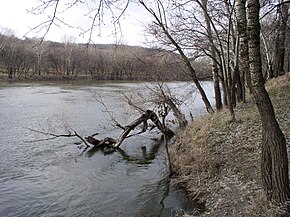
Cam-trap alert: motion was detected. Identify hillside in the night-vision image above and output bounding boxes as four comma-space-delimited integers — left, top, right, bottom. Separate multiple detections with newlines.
171, 72, 290, 216
0, 34, 211, 81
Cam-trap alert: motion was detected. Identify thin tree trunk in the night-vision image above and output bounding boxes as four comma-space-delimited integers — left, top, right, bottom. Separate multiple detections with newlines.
236, 0, 252, 96
261, 32, 274, 79
231, 36, 241, 107
165, 96, 188, 128
201, 0, 223, 111
225, 10, 235, 120
196, 0, 234, 118
247, 0, 290, 213
236, 72, 244, 102
220, 77, 228, 106
273, 0, 289, 77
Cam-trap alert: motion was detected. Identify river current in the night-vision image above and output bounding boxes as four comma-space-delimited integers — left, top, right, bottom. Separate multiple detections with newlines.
0, 80, 214, 217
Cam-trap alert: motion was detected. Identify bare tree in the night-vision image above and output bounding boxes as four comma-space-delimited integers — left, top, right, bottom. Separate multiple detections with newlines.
31, 38, 48, 76
123, 82, 190, 128
247, 0, 290, 213
166, 0, 242, 119
139, 0, 214, 114
61, 34, 77, 76
260, 0, 290, 79
46, 42, 64, 75
236, 0, 251, 98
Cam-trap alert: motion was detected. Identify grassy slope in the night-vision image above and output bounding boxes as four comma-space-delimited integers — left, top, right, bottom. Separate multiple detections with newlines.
171, 73, 290, 216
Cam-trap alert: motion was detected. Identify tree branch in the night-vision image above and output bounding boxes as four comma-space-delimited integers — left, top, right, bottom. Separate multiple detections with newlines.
26, 127, 89, 147
27, 110, 174, 151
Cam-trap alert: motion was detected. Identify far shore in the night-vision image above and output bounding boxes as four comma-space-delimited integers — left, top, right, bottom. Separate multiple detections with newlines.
0, 73, 212, 83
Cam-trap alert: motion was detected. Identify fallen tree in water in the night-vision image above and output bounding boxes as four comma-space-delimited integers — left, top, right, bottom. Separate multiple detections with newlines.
28, 109, 175, 151
86, 109, 174, 148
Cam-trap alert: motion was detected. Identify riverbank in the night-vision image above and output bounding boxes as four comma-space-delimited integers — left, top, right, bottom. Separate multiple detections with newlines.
171, 72, 290, 216
0, 73, 212, 83
0, 72, 213, 83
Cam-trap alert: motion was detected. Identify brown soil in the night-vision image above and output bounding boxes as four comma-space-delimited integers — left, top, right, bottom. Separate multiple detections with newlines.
171, 72, 290, 216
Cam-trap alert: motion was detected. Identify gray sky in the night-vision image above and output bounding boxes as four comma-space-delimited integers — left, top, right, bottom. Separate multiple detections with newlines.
0, 0, 149, 45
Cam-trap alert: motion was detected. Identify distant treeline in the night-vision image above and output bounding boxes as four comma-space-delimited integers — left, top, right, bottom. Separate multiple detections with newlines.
0, 34, 211, 81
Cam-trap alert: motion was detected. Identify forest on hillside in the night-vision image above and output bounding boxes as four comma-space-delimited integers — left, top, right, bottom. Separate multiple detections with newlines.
0, 31, 211, 81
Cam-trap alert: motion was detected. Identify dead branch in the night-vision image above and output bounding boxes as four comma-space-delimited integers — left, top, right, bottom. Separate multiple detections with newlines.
25, 0, 60, 43
28, 110, 174, 152
26, 128, 89, 147
122, 93, 146, 113
84, 109, 174, 148
123, 82, 188, 128
89, 90, 126, 130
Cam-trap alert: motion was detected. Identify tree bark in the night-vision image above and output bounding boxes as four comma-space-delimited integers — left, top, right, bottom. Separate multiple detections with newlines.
273, 0, 289, 77
247, 0, 290, 212
261, 32, 274, 80
236, 0, 252, 96
224, 13, 236, 120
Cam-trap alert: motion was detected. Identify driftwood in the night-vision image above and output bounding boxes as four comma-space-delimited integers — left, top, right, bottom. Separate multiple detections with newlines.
27, 110, 174, 152
26, 109, 175, 175
85, 136, 116, 147
85, 110, 175, 148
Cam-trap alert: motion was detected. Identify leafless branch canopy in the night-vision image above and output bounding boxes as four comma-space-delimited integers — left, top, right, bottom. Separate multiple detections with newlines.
25, 0, 131, 43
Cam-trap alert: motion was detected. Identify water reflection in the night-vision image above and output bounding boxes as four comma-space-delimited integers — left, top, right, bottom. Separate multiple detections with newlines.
81, 137, 196, 216
86, 138, 163, 165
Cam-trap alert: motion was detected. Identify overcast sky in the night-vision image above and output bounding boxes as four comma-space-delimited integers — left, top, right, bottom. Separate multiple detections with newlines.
0, 0, 149, 45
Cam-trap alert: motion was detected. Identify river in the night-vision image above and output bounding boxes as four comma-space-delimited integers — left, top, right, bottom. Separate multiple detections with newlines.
0, 80, 214, 217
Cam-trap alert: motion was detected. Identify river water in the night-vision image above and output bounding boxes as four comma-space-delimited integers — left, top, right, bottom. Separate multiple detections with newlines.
0, 80, 214, 217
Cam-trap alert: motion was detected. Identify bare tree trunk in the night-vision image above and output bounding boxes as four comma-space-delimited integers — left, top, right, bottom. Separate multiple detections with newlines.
236, 0, 252, 96
201, 0, 223, 111
195, 0, 234, 119
231, 36, 241, 107
273, 0, 289, 77
164, 96, 188, 128
220, 76, 228, 107
225, 10, 235, 120
247, 0, 290, 213
8, 65, 13, 79
162, 25, 215, 114
261, 32, 274, 80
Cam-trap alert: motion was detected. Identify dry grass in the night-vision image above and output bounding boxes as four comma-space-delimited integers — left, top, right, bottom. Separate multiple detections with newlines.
266, 71, 290, 91
171, 72, 290, 216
